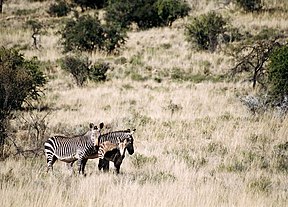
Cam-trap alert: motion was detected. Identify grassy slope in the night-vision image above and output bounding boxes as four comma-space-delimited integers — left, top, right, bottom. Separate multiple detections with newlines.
1, 0, 288, 206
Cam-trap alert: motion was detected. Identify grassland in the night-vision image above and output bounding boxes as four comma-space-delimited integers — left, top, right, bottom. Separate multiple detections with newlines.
0, 0, 288, 206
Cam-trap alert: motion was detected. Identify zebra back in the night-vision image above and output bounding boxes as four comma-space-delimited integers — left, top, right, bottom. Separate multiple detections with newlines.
98, 129, 132, 143
98, 129, 135, 155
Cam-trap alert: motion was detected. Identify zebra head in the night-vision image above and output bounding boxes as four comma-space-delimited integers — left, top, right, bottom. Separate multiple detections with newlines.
125, 129, 135, 155
90, 122, 104, 146
117, 138, 128, 157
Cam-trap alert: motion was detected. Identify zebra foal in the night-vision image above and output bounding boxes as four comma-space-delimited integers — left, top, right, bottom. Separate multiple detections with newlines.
98, 138, 129, 174
44, 122, 103, 175
98, 128, 136, 173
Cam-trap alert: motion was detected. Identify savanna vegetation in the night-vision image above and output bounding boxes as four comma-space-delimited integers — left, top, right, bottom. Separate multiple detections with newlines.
0, 0, 288, 206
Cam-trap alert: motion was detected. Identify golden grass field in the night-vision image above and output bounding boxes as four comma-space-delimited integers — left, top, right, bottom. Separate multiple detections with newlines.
1, 0, 288, 206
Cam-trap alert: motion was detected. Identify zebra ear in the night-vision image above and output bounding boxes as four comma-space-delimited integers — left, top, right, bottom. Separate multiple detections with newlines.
99, 122, 104, 130
130, 129, 136, 135
89, 123, 94, 129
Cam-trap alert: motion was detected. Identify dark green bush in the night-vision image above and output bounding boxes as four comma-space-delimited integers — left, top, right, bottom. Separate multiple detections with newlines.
60, 55, 109, 86
132, 0, 160, 29
0, 47, 46, 112
60, 15, 105, 52
105, 0, 190, 29
235, 0, 263, 12
60, 14, 127, 53
155, 0, 190, 26
185, 12, 227, 52
104, 0, 134, 29
48, 1, 71, 17
267, 45, 288, 101
103, 23, 127, 54
105, 0, 158, 29
0, 47, 46, 157
60, 55, 90, 87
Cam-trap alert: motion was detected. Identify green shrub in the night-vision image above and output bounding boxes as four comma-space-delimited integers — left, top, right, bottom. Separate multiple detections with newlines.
104, 0, 134, 29
0, 47, 46, 157
103, 23, 127, 54
267, 45, 288, 101
60, 54, 90, 87
105, 0, 190, 29
60, 14, 127, 53
235, 0, 263, 12
155, 0, 190, 26
48, 1, 71, 17
105, 0, 159, 29
0, 48, 46, 112
60, 15, 105, 52
185, 12, 227, 52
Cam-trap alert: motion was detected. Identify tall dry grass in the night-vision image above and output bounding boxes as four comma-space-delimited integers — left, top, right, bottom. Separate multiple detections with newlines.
1, 0, 288, 207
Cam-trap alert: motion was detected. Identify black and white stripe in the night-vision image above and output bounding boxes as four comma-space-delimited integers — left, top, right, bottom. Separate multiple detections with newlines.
97, 129, 135, 173
44, 123, 103, 175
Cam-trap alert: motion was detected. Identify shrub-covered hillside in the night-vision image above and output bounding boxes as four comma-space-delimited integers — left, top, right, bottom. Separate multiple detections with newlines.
0, 0, 288, 206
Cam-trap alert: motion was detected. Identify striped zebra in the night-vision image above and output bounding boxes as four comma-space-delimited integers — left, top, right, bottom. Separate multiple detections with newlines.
98, 128, 135, 173
98, 138, 129, 174
44, 122, 104, 175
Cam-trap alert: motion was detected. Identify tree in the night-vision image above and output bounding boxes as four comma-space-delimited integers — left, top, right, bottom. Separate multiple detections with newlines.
104, 0, 190, 30
26, 20, 43, 49
0, 47, 46, 158
60, 54, 109, 86
61, 15, 104, 52
185, 12, 227, 52
267, 45, 288, 101
60, 14, 127, 53
60, 54, 90, 87
155, 0, 190, 26
229, 29, 284, 89
48, 0, 71, 17
103, 23, 127, 54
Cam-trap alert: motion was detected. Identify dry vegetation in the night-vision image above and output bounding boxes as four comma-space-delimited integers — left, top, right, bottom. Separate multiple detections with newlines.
1, 0, 288, 206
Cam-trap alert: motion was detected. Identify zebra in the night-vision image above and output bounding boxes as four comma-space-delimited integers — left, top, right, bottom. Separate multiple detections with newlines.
98, 138, 129, 174
44, 122, 104, 175
97, 128, 135, 173
68, 128, 134, 174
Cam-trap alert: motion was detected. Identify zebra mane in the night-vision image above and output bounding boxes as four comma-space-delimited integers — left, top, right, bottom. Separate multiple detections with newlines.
102, 129, 131, 136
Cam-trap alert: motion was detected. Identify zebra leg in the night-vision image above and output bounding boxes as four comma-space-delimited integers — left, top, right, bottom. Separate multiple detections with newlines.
114, 158, 123, 174
47, 155, 57, 173
81, 159, 88, 175
67, 160, 76, 175
98, 159, 110, 172
78, 159, 88, 176
77, 159, 82, 175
